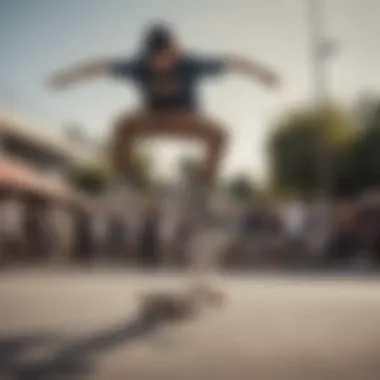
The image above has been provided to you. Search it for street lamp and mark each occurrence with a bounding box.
[308,0,338,199]
[308,0,339,256]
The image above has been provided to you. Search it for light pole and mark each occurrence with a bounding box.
[309,0,336,199]
[308,0,338,254]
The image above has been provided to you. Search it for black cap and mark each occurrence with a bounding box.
[144,24,174,54]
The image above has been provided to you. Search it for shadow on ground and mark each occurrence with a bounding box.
[0,316,162,380]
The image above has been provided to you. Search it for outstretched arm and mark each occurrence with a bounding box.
[225,56,280,88]
[48,59,110,90]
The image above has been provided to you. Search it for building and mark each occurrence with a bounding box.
[0,107,95,201]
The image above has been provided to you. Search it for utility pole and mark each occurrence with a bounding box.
[308,0,338,254]
[309,0,335,198]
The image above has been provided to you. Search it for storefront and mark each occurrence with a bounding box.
[0,155,77,264]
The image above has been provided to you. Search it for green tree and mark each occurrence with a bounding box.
[268,105,355,198]
[349,101,380,192]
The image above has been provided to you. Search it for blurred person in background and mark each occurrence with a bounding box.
[24,196,40,261]
[138,202,160,267]
[239,200,264,267]
[174,208,191,267]
[40,200,57,261]
[72,207,93,264]
[327,200,359,268]
[357,192,380,268]
[48,23,279,204]
[91,204,110,263]
[107,212,126,263]
[50,202,75,265]
[123,196,144,265]
[265,202,288,267]
[23,197,54,262]
[0,191,25,265]
[303,200,333,266]
[280,199,307,263]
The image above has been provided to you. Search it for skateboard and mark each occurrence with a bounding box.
[138,287,226,322]
[139,291,196,322]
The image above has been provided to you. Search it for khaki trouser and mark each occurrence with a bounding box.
[110,110,227,185]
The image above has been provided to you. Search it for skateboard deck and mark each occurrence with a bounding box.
[138,288,226,322]
[139,292,196,322]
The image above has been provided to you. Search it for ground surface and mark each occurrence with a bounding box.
[1,269,380,380]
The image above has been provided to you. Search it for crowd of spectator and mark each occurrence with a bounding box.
[1,187,380,271]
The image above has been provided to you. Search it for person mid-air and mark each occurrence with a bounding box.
[49,23,280,190]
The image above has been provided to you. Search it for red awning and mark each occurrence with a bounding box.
[0,156,73,200]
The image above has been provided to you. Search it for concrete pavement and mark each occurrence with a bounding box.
[1,269,380,380]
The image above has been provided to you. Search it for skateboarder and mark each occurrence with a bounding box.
[48,23,280,188]
[48,24,280,316]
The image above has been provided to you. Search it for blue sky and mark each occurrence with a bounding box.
[1,0,380,181]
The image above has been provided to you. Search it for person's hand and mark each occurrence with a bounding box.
[261,71,281,89]
[47,72,73,91]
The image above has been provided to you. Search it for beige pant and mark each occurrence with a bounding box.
[110,110,227,185]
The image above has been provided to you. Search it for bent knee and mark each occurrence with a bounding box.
[215,126,228,147]
[112,111,144,138]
